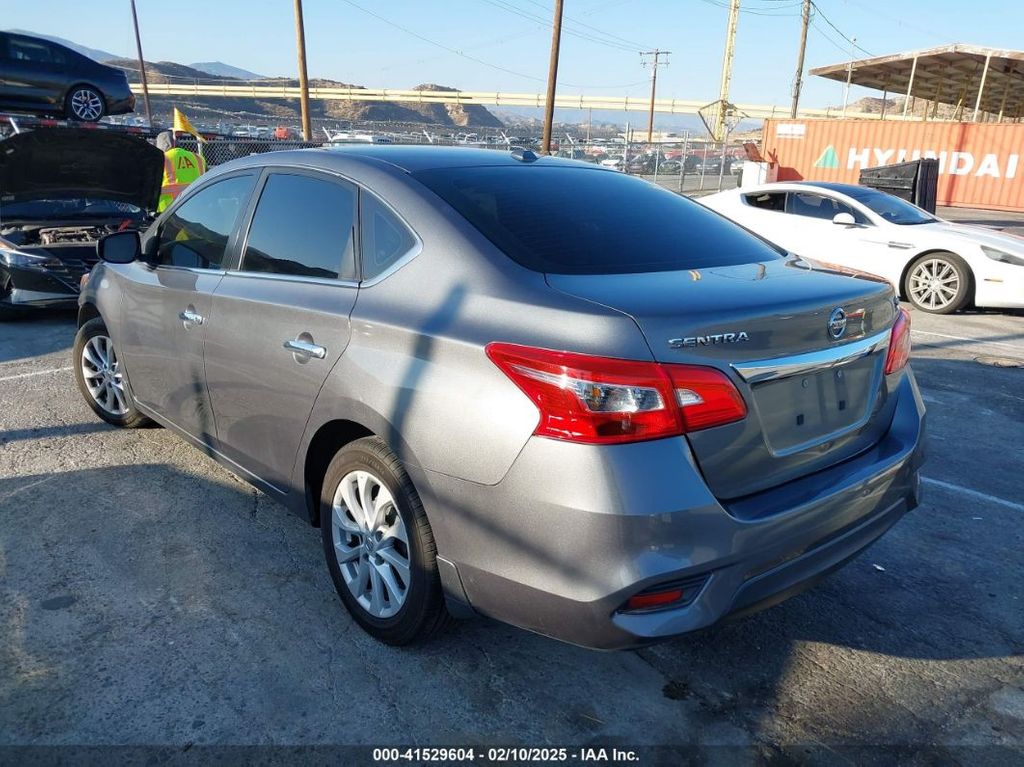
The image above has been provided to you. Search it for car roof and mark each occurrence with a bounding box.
[311,145,591,174]
[791,181,873,196]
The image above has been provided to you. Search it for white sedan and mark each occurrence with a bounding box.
[700,182,1024,313]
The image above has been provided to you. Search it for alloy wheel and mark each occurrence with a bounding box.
[908,258,960,311]
[80,335,128,416]
[331,470,411,619]
[70,89,104,121]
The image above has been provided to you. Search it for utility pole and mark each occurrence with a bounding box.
[790,0,811,118]
[129,0,153,128]
[714,0,740,141]
[842,37,856,118]
[541,0,565,154]
[293,0,312,141]
[641,49,670,143]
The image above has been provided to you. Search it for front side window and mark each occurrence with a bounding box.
[157,175,255,269]
[241,173,357,280]
[360,194,417,281]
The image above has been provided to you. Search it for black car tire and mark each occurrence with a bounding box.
[320,436,450,645]
[903,252,973,314]
[73,318,150,428]
[65,85,106,122]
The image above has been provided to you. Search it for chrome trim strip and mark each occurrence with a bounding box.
[222,270,359,288]
[731,329,891,384]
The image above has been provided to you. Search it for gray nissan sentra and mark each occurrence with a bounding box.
[76,146,925,649]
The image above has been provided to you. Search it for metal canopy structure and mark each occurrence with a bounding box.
[809,44,1024,122]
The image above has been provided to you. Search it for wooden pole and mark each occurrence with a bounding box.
[293,0,312,141]
[129,0,153,128]
[790,0,810,118]
[541,0,565,154]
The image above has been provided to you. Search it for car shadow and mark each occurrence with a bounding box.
[0,310,76,363]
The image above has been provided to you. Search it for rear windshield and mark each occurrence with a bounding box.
[413,165,782,274]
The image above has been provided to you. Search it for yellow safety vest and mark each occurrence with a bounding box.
[158,147,207,212]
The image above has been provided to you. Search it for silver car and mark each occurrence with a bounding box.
[75,147,925,649]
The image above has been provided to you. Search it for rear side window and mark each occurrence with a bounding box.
[241,173,357,280]
[744,192,786,211]
[360,193,417,281]
[8,37,63,64]
[157,175,255,269]
[414,166,781,275]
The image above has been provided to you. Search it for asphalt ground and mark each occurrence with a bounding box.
[1,217,1022,760]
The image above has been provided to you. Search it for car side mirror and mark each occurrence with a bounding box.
[97,230,141,264]
[832,212,857,226]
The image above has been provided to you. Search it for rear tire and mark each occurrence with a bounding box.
[904,252,972,314]
[65,86,105,122]
[320,437,449,645]
[73,318,150,427]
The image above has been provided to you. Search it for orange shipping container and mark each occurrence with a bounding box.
[762,118,1024,212]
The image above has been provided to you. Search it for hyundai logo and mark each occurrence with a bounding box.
[828,307,847,340]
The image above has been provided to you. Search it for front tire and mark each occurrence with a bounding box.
[66,86,105,122]
[320,437,449,645]
[73,318,150,427]
[904,252,972,314]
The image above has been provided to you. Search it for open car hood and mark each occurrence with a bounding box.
[0,129,164,211]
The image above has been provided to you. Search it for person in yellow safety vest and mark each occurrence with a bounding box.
[156,130,206,212]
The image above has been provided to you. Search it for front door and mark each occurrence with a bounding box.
[777,191,893,275]
[204,170,360,489]
[117,173,258,443]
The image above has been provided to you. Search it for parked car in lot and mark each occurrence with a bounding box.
[0,31,136,121]
[76,147,925,649]
[701,182,1024,313]
[0,128,162,318]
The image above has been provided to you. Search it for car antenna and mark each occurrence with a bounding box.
[510,148,539,163]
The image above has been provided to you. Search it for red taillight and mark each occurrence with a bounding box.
[485,343,747,445]
[884,308,912,375]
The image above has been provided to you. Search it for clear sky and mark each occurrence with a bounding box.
[5,0,1023,111]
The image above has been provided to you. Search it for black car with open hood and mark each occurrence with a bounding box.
[0,129,163,317]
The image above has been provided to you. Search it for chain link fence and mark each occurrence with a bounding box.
[174,130,748,196]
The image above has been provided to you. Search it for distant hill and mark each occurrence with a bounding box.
[109,59,503,128]
[189,61,266,80]
[839,96,961,120]
[5,29,119,62]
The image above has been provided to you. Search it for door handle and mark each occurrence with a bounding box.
[178,309,205,327]
[283,339,327,360]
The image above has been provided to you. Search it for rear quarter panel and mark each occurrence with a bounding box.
[293,167,654,489]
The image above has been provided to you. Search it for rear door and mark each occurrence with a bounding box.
[203,169,359,489]
[118,172,258,442]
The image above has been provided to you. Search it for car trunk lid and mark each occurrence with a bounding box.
[546,258,900,499]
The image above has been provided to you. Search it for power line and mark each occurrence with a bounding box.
[517,0,652,50]
[694,0,801,16]
[336,0,651,90]
[810,1,873,56]
[477,0,646,52]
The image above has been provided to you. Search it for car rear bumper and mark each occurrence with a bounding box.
[106,91,136,116]
[418,368,926,650]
